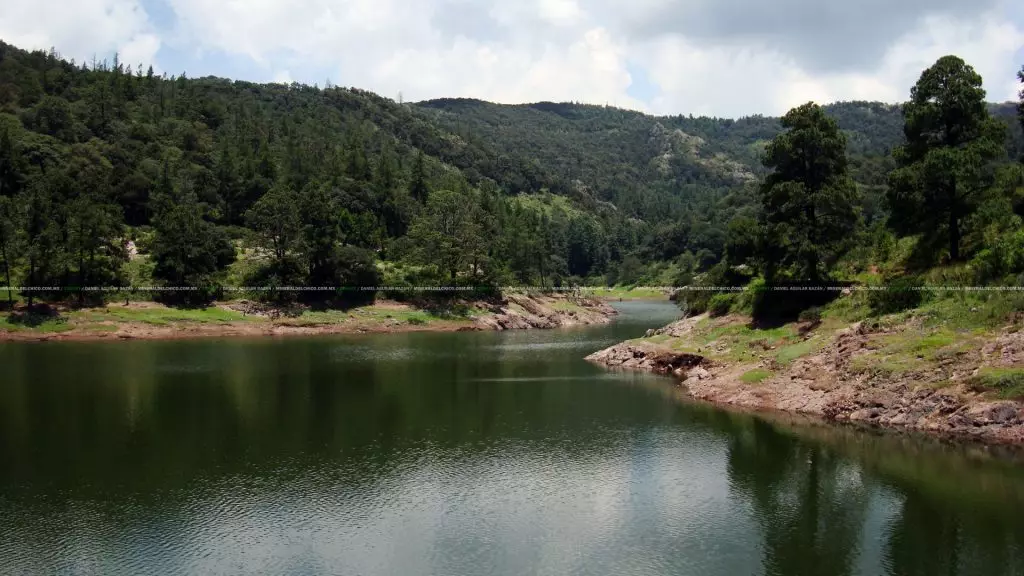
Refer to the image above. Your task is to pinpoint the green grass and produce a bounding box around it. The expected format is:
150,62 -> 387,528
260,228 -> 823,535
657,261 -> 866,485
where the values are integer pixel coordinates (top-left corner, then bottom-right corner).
635,318 -> 807,363
871,331 -> 957,358
72,305 -> 250,326
696,323 -> 801,361
2,300 -> 480,335
776,337 -> 826,365
0,289 -> 25,307
0,315 -> 74,333
849,355 -> 927,377
848,328 -> 975,378
586,286 -> 667,300
969,368 -> 1024,399
547,300 -> 587,312
283,305 -> 469,327
741,368 -> 774,384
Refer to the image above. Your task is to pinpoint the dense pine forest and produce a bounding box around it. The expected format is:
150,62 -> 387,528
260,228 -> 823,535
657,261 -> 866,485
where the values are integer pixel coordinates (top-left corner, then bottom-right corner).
0,39 -> 1022,313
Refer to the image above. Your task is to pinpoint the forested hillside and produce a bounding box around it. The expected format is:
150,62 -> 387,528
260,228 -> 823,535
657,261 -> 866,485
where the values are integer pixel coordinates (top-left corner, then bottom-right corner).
0,39 -> 1021,311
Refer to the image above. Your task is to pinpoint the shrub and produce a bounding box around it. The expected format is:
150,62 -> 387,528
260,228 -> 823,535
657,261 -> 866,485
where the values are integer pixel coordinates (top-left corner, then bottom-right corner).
750,279 -> 843,326
708,294 -> 734,318
798,306 -> 822,325
734,277 -> 766,315
972,229 -> 1024,284
243,257 -> 306,306
332,246 -> 383,307
868,274 -> 924,315
968,368 -> 1024,399
678,262 -> 752,315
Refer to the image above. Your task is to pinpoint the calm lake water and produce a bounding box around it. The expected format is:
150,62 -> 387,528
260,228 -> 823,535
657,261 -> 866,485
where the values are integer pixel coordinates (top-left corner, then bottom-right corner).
2,301 -> 1024,575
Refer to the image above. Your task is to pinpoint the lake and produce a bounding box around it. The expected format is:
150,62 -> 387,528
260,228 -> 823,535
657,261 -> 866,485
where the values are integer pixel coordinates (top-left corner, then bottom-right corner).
1,301 -> 1023,575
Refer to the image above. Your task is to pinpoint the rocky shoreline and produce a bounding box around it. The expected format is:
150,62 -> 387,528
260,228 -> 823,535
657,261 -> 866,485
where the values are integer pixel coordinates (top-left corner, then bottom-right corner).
1,293 -> 618,342
472,294 -> 617,331
587,315 -> 1024,446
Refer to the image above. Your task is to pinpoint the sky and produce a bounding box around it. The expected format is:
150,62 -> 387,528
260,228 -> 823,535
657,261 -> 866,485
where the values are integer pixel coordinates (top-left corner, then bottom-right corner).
1,0 -> 1022,118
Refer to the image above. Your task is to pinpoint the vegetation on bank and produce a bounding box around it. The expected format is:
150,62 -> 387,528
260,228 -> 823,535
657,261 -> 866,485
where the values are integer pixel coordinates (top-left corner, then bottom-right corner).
676,57 -> 1024,331
0,40 -> 1021,338
0,300 -> 479,336
615,58 -> 1024,407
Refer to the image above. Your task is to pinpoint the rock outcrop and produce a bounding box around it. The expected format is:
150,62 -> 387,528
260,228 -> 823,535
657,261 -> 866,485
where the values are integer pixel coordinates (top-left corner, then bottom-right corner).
587,318 -> 1024,446
474,294 -> 617,331
585,342 -> 705,377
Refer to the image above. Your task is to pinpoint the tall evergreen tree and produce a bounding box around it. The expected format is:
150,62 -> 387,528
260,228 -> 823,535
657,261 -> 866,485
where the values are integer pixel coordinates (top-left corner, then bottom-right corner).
759,102 -> 860,282
0,127 -> 23,198
887,56 -> 1005,261
300,182 -> 342,289
22,181 -> 64,307
407,188 -> 485,284
1018,65 -> 1024,159
150,169 -> 236,303
0,195 -> 21,306
409,150 -> 429,204
245,184 -> 301,269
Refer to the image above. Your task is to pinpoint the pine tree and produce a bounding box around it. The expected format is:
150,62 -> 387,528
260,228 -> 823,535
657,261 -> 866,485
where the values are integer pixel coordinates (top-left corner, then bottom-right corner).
887,56 -> 1005,261
300,182 -> 342,290
1017,65 -> 1023,160
151,166 -> 236,304
0,127 -> 23,198
407,188 -> 485,284
410,150 -> 429,204
22,181 -> 63,307
245,184 -> 301,268
0,195 -> 21,307
760,102 -> 860,282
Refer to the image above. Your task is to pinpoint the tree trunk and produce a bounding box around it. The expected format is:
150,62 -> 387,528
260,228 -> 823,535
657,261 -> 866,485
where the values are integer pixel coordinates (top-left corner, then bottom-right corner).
78,244 -> 85,307
1,237 -> 11,308
949,181 -> 960,261
949,212 -> 960,261
27,258 -> 34,309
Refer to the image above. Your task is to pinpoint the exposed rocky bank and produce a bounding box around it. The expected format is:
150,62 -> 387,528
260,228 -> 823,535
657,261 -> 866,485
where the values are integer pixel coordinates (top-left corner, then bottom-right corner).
472,293 -> 617,331
1,293 -> 617,342
587,315 -> 1024,445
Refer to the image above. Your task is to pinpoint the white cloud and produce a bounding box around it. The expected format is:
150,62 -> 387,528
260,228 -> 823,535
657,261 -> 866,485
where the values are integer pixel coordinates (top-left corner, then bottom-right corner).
367,27 -> 644,109
0,0 -> 159,67
538,0 -> 584,26
638,8 -> 1024,117
3,0 -> 1022,117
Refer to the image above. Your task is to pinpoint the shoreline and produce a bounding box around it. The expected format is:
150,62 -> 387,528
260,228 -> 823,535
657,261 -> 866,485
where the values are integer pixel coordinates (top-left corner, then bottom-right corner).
0,293 -> 620,343
586,314 -> 1024,447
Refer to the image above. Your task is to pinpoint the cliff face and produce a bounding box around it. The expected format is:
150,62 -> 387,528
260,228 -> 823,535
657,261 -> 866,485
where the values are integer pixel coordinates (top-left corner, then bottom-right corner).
587,315 -> 1024,445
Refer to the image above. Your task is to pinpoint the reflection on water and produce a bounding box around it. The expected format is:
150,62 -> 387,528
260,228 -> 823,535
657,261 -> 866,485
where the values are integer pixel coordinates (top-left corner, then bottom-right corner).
0,301 -> 1023,575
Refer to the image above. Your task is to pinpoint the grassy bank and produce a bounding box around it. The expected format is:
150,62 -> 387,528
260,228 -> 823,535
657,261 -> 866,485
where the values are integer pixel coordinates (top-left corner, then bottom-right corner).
584,286 -> 670,300
0,300 -> 478,340
0,291 -> 618,341
630,286 -> 1023,391
586,286 -> 1024,444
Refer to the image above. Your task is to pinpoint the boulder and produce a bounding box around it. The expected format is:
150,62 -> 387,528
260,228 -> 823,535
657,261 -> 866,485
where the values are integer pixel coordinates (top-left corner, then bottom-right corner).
964,402 -> 1021,426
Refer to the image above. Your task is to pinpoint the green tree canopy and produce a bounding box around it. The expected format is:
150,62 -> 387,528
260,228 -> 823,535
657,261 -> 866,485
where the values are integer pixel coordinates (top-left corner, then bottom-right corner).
407,188 -> 487,284
759,102 -> 860,282
887,56 -> 1005,261
1018,65 -> 1024,160
151,182 -> 235,304
245,184 -> 301,266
